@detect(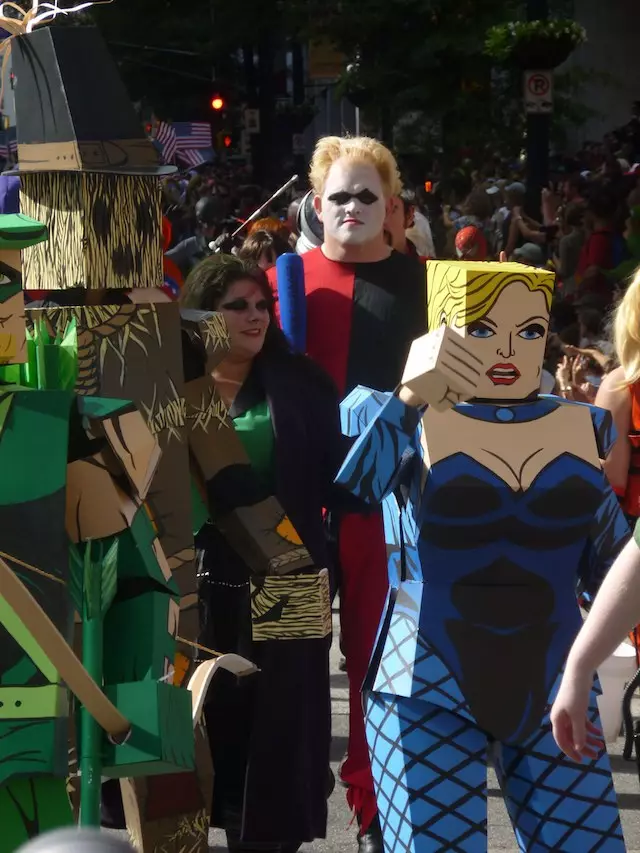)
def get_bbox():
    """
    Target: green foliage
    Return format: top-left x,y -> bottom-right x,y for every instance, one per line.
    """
485,19 -> 586,62
84,0 -> 589,165
552,65 -> 618,148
